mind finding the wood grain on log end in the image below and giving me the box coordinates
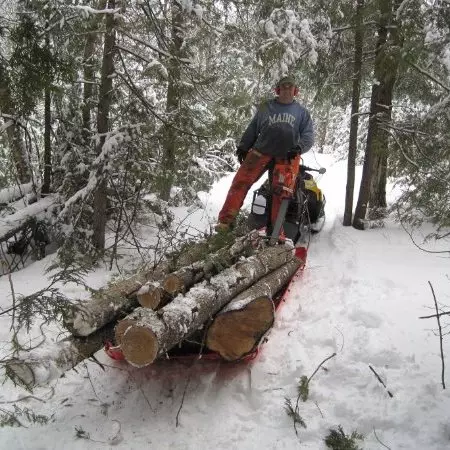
[163,274,185,295]
[206,296,274,361]
[137,285,164,309]
[115,319,136,346]
[121,326,159,367]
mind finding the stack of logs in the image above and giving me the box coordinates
[6,231,304,387]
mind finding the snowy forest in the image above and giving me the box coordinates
[0,0,449,449]
[0,0,448,260]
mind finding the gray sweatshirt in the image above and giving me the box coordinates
[238,99,314,158]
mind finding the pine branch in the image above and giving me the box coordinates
[405,59,450,93]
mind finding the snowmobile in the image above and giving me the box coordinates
[247,164,326,244]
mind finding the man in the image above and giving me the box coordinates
[215,75,314,238]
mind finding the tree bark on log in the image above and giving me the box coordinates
[139,232,259,308]
[206,257,302,361]
[63,266,169,336]
[5,322,116,389]
[119,243,296,367]
[65,231,261,336]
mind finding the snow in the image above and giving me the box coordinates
[1,153,449,449]
[0,195,57,239]
[0,182,33,205]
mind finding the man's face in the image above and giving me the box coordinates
[278,82,296,103]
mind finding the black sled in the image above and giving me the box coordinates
[247,165,326,244]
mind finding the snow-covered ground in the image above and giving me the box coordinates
[1,153,449,449]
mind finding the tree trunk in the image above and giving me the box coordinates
[159,1,183,201]
[206,257,302,361]
[118,243,297,367]
[42,86,51,194]
[0,65,30,183]
[343,0,364,226]
[92,0,116,250]
[369,0,403,213]
[82,0,107,145]
[5,322,116,389]
[353,0,389,229]
[317,109,330,154]
[6,125,30,184]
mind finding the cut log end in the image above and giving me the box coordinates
[163,274,185,295]
[121,326,159,367]
[206,296,274,361]
[115,319,136,346]
[137,286,164,309]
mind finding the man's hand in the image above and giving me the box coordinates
[236,148,247,164]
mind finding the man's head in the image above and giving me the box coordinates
[276,75,298,104]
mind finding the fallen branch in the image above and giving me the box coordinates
[428,280,446,389]
[369,365,394,397]
[5,322,116,389]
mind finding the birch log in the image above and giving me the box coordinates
[152,231,260,304]
[63,265,170,337]
[206,257,303,361]
[136,282,167,309]
[64,231,260,336]
[119,243,295,367]
[5,322,115,389]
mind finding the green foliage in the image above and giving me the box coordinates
[324,425,364,450]
[389,104,450,240]
[298,375,310,402]
[284,398,307,430]
[167,224,241,270]
[10,287,70,334]
[74,425,90,439]
[0,405,54,428]
[9,6,74,115]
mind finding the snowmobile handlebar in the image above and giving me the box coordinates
[301,165,326,175]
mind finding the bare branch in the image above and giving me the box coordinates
[369,365,394,397]
[428,281,446,389]
[405,60,450,93]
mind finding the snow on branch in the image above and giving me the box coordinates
[0,119,13,133]
[0,182,34,205]
[57,129,129,220]
[69,5,121,18]
[258,9,330,81]
[406,60,450,93]
[117,29,172,59]
[177,0,204,21]
[423,94,450,121]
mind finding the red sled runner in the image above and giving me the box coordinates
[105,246,307,365]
